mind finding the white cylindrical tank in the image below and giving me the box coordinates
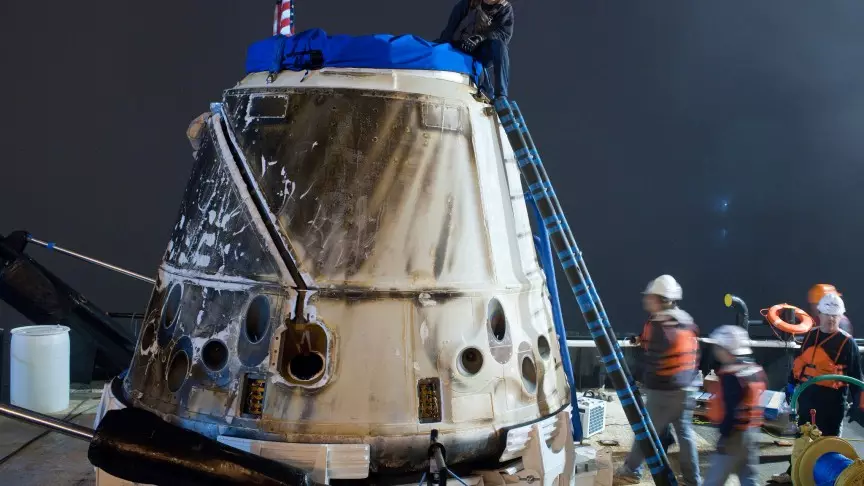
[10,325,71,414]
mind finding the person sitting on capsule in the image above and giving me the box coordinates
[614,275,701,486]
[771,292,864,484]
[808,283,852,335]
[704,325,767,486]
[436,0,513,100]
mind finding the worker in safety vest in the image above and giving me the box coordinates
[771,293,864,484]
[808,283,852,335]
[436,0,513,100]
[704,325,767,486]
[614,275,702,486]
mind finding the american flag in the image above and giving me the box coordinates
[273,0,295,36]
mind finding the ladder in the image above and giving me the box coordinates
[495,98,678,486]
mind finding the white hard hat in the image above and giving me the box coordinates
[643,275,683,301]
[818,293,846,316]
[710,325,752,356]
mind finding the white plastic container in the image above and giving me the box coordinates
[692,370,704,388]
[10,325,71,414]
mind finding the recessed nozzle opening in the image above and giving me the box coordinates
[458,347,484,376]
[166,349,190,393]
[244,295,270,343]
[537,336,551,360]
[277,322,330,387]
[140,324,156,351]
[161,284,182,330]
[521,356,537,394]
[288,352,325,382]
[488,299,507,342]
[202,340,229,372]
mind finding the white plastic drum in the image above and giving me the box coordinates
[10,325,71,414]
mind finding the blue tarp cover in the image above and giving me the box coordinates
[246,28,482,82]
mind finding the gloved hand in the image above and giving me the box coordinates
[785,383,796,404]
[461,35,484,53]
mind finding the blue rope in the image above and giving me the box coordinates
[417,472,426,486]
[527,195,583,442]
[814,452,853,486]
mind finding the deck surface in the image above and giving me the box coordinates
[3,387,864,485]
[588,388,864,485]
[0,385,101,486]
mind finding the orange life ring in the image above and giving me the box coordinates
[763,304,814,334]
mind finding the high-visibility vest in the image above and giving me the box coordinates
[792,329,851,389]
[641,310,699,387]
[707,364,767,430]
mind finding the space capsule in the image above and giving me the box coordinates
[94,30,578,485]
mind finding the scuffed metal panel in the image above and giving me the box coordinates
[223,88,494,288]
[261,298,415,430]
[470,107,533,287]
[126,269,286,428]
[421,103,464,132]
[163,126,285,283]
[498,123,544,283]
[247,94,289,122]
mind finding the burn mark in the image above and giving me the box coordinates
[433,196,454,279]
[298,392,317,424]
[223,88,478,285]
[404,257,413,274]
[314,288,466,303]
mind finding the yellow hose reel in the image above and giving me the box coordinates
[791,423,864,485]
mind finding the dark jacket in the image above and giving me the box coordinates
[437,0,514,45]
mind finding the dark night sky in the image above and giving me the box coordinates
[1,1,863,337]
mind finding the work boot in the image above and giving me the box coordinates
[613,465,642,485]
[769,472,792,484]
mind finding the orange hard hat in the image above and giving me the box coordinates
[808,284,841,304]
